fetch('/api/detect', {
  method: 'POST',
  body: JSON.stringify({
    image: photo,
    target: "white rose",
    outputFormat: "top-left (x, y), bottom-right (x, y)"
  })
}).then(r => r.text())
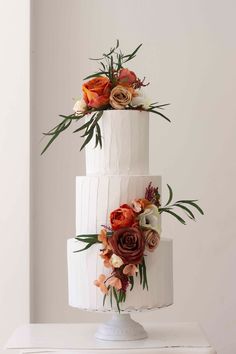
top-left (73, 98), bottom-right (87, 113)
top-left (138, 205), bottom-right (161, 234)
top-left (110, 254), bottom-right (124, 268)
top-left (131, 89), bottom-right (151, 110)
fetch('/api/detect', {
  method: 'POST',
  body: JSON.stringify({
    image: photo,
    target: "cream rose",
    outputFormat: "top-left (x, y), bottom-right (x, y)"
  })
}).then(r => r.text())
top-left (138, 205), bottom-right (161, 234)
top-left (109, 85), bottom-right (132, 109)
top-left (110, 254), bottom-right (124, 268)
top-left (73, 98), bottom-right (87, 113)
top-left (131, 89), bottom-right (151, 110)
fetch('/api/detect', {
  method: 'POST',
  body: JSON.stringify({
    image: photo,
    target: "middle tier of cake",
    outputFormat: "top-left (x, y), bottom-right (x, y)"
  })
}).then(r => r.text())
top-left (76, 175), bottom-right (161, 235)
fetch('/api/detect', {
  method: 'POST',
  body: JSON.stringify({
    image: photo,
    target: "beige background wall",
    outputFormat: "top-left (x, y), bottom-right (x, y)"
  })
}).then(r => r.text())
top-left (0, 0), bottom-right (30, 347)
top-left (31, 1), bottom-right (236, 354)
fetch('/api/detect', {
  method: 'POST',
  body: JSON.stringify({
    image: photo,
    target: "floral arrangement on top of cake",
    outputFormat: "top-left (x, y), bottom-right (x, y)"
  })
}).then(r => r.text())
top-left (42, 40), bottom-right (170, 154)
top-left (75, 183), bottom-right (204, 312)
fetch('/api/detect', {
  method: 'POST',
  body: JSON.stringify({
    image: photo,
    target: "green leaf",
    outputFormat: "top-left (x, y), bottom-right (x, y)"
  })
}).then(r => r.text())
top-left (149, 103), bottom-right (170, 109)
top-left (109, 286), bottom-right (113, 308)
top-left (83, 72), bottom-right (104, 80)
top-left (73, 241), bottom-right (97, 253)
top-left (142, 258), bottom-right (148, 290)
top-left (176, 200), bottom-right (204, 215)
top-left (75, 234), bottom-right (98, 238)
top-left (80, 129), bottom-right (94, 151)
top-left (115, 39), bottom-right (119, 49)
top-left (123, 43), bottom-right (142, 61)
top-left (165, 184), bottom-right (173, 206)
top-left (103, 293), bottom-right (107, 306)
top-left (95, 123), bottom-right (102, 148)
top-left (75, 237), bottom-right (100, 244)
top-left (147, 109), bottom-right (171, 122)
top-left (73, 117), bottom-right (94, 133)
top-left (129, 276), bottom-right (134, 291)
top-left (41, 128), bottom-right (62, 155)
top-left (161, 209), bottom-right (186, 225)
top-left (139, 264), bottom-right (143, 285)
top-left (113, 287), bottom-right (121, 313)
top-left (41, 115), bottom-right (75, 154)
top-left (174, 204), bottom-right (195, 220)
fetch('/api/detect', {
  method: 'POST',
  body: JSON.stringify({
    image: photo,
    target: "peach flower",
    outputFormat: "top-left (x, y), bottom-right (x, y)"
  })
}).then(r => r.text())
top-left (143, 229), bottom-right (160, 252)
top-left (100, 248), bottom-right (113, 268)
top-left (82, 76), bottom-right (111, 108)
top-left (107, 276), bottom-right (122, 290)
top-left (131, 198), bottom-right (151, 213)
top-left (94, 274), bottom-right (108, 294)
top-left (98, 229), bottom-right (109, 248)
top-left (123, 264), bottom-right (138, 276)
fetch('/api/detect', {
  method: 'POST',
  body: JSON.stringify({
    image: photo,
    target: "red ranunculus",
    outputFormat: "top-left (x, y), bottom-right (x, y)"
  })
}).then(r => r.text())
top-left (110, 204), bottom-right (136, 231)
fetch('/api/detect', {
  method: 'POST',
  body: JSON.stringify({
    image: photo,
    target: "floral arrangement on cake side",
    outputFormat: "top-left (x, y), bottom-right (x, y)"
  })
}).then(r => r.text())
top-left (75, 183), bottom-right (203, 312)
top-left (42, 40), bottom-right (170, 154)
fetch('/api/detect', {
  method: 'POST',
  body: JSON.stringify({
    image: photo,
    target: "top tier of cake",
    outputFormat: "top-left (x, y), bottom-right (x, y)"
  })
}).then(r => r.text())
top-left (85, 110), bottom-right (149, 176)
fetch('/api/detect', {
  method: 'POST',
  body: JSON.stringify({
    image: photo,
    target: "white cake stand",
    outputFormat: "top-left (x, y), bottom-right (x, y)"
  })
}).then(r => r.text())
top-left (95, 313), bottom-right (147, 341)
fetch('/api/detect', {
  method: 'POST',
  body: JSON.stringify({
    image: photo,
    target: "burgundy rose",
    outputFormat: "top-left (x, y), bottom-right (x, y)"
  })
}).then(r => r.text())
top-left (143, 229), bottom-right (160, 252)
top-left (109, 227), bottom-right (145, 264)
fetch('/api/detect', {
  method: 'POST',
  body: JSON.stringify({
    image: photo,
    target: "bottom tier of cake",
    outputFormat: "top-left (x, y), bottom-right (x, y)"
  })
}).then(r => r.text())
top-left (67, 238), bottom-right (173, 312)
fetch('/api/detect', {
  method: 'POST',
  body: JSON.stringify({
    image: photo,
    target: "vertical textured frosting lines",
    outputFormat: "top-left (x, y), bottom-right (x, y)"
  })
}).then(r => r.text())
top-left (67, 238), bottom-right (173, 311)
top-left (76, 175), bottom-right (162, 235)
top-left (85, 110), bottom-right (149, 176)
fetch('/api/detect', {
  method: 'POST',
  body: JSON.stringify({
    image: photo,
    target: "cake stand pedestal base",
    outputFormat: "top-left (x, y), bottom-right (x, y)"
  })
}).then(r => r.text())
top-left (95, 313), bottom-right (147, 341)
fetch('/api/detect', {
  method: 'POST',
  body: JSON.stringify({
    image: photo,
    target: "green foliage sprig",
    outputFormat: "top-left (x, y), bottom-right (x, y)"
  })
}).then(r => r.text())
top-left (74, 234), bottom-right (101, 253)
top-left (41, 110), bottom-right (104, 155)
top-left (42, 41), bottom-right (171, 154)
top-left (84, 40), bottom-right (142, 82)
top-left (159, 184), bottom-right (204, 224)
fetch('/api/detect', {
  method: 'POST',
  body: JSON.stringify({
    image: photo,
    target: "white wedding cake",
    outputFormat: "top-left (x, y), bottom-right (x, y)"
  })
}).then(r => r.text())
top-left (67, 110), bottom-right (173, 312)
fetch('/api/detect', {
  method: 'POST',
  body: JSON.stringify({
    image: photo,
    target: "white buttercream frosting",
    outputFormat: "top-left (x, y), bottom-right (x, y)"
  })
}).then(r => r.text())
top-left (76, 175), bottom-right (161, 235)
top-left (67, 238), bottom-right (173, 312)
top-left (68, 110), bottom-right (173, 312)
top-left (85, 110), bottom-right (149, 176)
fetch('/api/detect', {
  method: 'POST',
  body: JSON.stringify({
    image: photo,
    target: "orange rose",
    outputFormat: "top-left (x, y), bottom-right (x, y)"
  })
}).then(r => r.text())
top-left (110, 204), bottom-right (136, 231)
top-left (82, 77), bottom-right (111, 108)
top-left (118, 68), bottom-right (137, 85)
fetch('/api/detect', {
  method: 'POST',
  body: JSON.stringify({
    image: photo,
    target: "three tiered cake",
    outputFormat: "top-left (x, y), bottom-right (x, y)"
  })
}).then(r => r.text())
top-left (42, 41), bottom-right (203, 340)
top-left (67, 110), bottom-right (173, 312)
